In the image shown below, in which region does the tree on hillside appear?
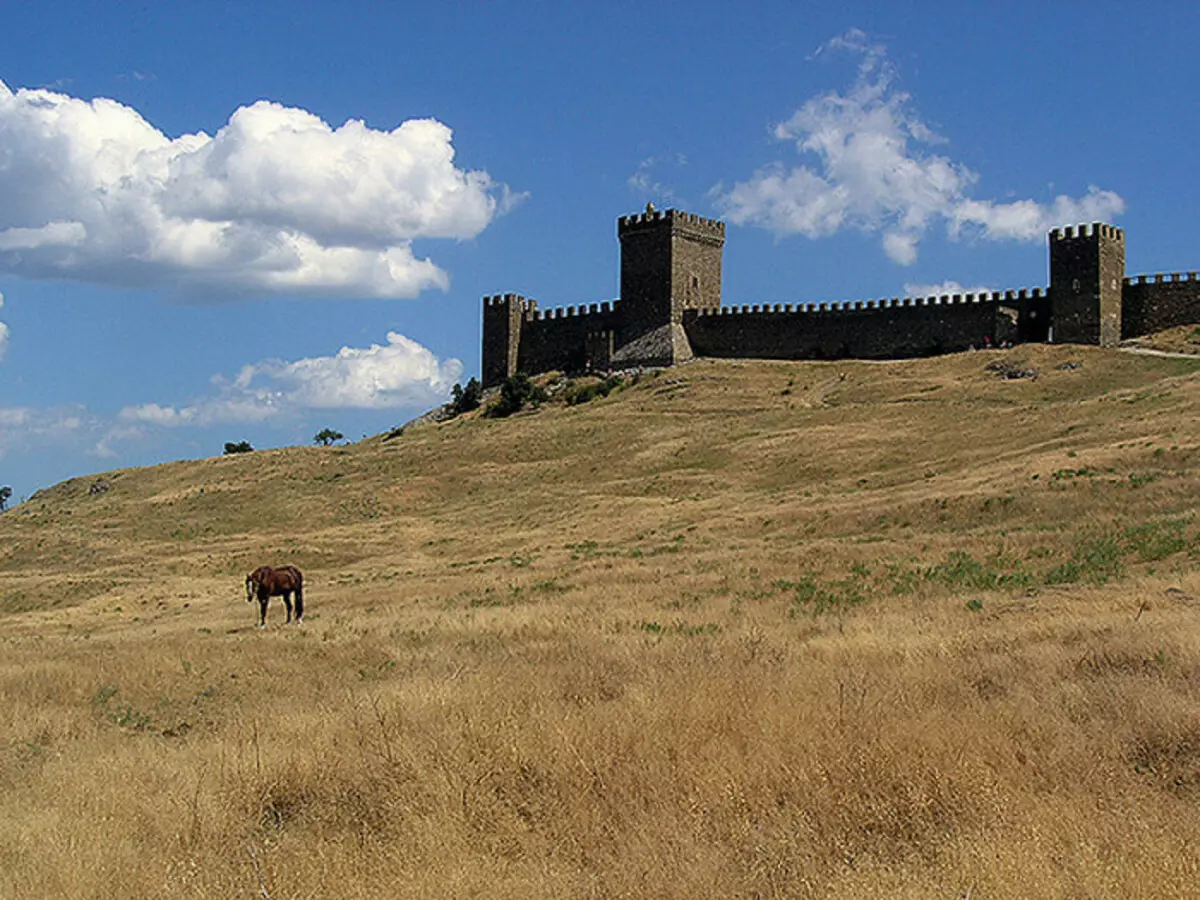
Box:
[448,377,483,417]
[0,485,11,511]
[223,441,254,455]
[314,428,345,446]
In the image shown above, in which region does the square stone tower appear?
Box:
[1049,223,1125,346]
[615,206,725,365]
[481,293,529,387]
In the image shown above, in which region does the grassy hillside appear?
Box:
[1,344,1199,898]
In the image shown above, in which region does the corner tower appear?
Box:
[481,293,528,388]
[615,206,724,365]
[1049,223,1125,346]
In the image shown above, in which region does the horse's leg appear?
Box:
[259,595,268,628]
[294,586,304,623]
[284,592,293,624]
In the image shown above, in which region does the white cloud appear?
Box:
[0,82,521,297]
[715,30,1124,265]
[949,189,1125,242]
[0,291,8,360]
[91,424,145,459]
[628,154,688,205]
[120,331,461,427]
[903,280,996,299]
[0,405,89,457]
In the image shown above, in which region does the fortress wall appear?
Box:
[683,293,1020,360]
[517,302,622,375]
[1121,273,1200,338]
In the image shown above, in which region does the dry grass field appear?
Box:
[1,343,1199,898]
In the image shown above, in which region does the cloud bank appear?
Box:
[120,331,461,427]
[0,81,520,297]
[0,405,88,458]
[714,29,1124,265]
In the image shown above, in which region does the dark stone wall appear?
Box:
[1048,225,1125,346]
[683,296,1022,361]
[482,294,528,387]
[516,303,622,377]
[1121,273,1200,338]
[618,219,673,341]
[618,210,724,347]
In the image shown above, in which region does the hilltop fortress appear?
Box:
[482,206,1200,387]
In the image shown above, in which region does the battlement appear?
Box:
[689,288,1045,316]
[1050,223,1125,242]
[526,301,619,322]
[1124,272,1199,285]
[483,293,536,311]
[617,207,725,240]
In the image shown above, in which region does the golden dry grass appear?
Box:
[1,344,1199,898]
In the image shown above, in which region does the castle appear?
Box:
[481,206,1200,387]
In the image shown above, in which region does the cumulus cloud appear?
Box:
[0,291,8,359]
[120,331,461,427]
[903,280,996,299]
[714,29,1124,265]
[0,81,521,297]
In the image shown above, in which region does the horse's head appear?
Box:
[246,566,271,602]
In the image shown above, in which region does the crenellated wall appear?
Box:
[480,207,1198,388]
[683,290,1047,360]
[1121,272,1200,338]
[516,300,622,377]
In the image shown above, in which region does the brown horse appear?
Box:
[245,565,304,627]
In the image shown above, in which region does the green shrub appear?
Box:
[486,373,547,418]
[1122,518,1191,562]
[777,576,867,617]
[565,375,623,406]
[1046,533,1125,585]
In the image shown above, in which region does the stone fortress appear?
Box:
[481,205,1200,388]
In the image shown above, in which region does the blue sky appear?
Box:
[1,1,1198,499]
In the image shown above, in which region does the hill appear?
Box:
[1,345,1199,898]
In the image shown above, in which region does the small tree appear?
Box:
[314,428,345,446]
[448,377,483,417]
[223,441,254,455]
[0,485,11,511]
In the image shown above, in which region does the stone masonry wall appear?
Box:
[683,292,1043,361]
[1121,273,1200,338]
[516,302,622,377]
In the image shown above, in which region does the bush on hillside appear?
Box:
[565,375,624,406]
[486,373,547,418]
[223,441,254,455]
